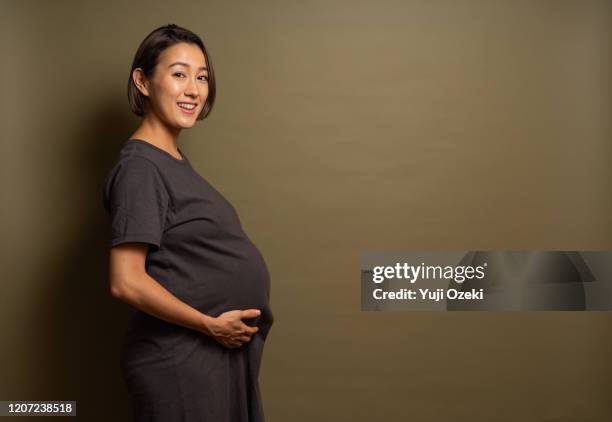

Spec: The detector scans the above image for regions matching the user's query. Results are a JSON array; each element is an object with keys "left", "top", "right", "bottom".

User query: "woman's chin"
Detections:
[{"left": 173, "top": 117, "right": 198, "bottom": 129}]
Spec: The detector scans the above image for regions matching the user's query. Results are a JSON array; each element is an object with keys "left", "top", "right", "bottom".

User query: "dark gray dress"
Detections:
[{"left": 102, "top": 139, "right": 274, "bottom": 422}]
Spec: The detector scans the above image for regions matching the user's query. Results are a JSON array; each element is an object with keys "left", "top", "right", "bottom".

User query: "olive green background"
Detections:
[{"left": 2, "top": 0, "right": 611, "bottom": 421}]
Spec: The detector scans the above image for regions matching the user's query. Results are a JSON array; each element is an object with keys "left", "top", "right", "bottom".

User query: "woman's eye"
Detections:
[{"left": 173, "top": 72, "right": 207, "bottom": 82}]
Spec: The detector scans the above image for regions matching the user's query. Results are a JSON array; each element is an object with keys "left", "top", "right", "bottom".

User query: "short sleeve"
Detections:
[{"left": 102, "top": 157, "right": 170, "bottom": 249}]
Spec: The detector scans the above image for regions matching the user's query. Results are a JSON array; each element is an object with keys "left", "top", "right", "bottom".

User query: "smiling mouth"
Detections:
[
  {"left": 177, "top": 102, "right": 197, "bottom": 115},
  {"left": 177, "top": 102, "right": 197, "bottom": 110}
]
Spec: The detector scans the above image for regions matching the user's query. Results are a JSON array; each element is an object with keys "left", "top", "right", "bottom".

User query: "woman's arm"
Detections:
[
  {"left": 109, "top": 243, "right": 214, "bottom": 333},
  {"left": 108, "top": 243, "right": 259, "bottom": 348}
]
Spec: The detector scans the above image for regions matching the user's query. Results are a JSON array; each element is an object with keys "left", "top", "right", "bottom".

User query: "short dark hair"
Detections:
[{"left": 127, "top": 24, "right": 216, "bottom": 121}]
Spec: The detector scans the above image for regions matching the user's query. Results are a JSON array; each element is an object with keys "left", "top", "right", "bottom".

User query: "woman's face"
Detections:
[{"left": 137, "top": 42, "right": 209, "bottom": 129}]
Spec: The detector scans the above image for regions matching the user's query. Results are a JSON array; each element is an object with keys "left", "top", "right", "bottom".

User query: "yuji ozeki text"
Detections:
[{"left": 371, "top": 262, "right": 487, "bottom": 284}]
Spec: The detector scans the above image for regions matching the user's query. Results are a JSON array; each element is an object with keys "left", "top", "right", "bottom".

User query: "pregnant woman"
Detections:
[{"left": 102, "top": 24, "right": 274, "bottom": 421}]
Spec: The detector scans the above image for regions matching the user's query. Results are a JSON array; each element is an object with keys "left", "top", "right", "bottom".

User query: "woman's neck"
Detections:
[{"left": 130, "top": 114, "right": 182, "bottom": 157}]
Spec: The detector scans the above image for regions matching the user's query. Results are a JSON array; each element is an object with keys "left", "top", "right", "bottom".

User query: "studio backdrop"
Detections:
[{"left": 2, "top": 1, "right": 611, "bottom": 421}]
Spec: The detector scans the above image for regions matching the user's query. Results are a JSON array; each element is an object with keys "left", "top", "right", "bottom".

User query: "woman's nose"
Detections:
[{"left": 185, "top": 77, "right": 198, "bottom": 97}]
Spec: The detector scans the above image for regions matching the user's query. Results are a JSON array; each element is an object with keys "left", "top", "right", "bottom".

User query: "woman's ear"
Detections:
[{"left": 132, "top": 68, "right": 150, "bottom": 97}]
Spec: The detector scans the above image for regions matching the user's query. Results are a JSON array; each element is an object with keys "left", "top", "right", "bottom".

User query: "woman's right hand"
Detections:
[{"left": 208, "top": 309, "right": 260, "bottom": 349}]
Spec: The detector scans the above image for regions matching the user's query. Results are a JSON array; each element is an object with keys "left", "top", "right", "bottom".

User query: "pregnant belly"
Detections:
[{"left": 152, "top": 239, "right": 272, "bottom": 317}]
